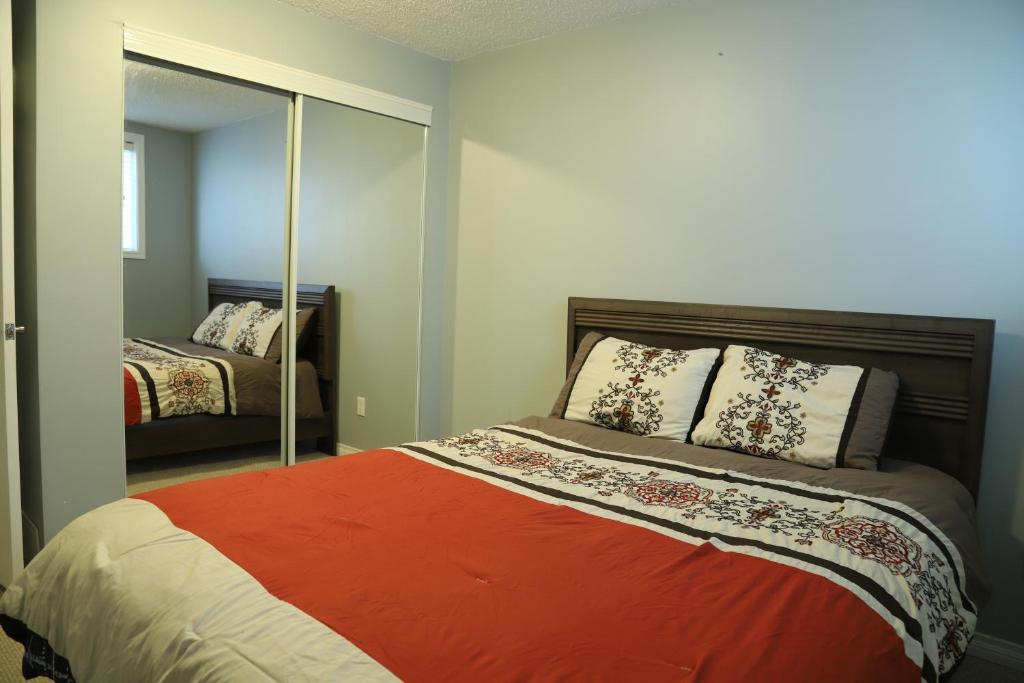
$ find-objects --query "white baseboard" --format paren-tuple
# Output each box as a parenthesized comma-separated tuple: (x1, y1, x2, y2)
(335, 442, 361, 456)
(969, 632, 1024, 671)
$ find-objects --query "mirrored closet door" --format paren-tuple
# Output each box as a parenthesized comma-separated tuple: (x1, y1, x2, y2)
(120, 43, 432, 486)
(292, 97, 426, 458)
(121, 57, 292, 489)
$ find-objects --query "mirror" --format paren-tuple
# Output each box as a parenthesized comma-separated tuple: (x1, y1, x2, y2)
(121, 57, 292, 492)
(294, 96, 426, 457)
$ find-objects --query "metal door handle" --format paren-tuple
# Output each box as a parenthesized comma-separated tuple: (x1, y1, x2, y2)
(4, 323, 24, 340)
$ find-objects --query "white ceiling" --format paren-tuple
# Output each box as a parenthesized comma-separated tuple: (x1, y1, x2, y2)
(124, 60, 286, 133)
(275, 0, 681, 61)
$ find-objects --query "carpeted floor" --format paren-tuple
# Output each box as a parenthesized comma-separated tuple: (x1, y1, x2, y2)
(0, 448, 1021, 682)
(0, 631, 46, 683)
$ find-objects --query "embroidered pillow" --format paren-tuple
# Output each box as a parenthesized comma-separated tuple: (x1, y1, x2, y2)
(229, 305, 283, 358)
(551, 333, 720, 442)
(191, 302, 259, 351)
(690, 345, 899, 470)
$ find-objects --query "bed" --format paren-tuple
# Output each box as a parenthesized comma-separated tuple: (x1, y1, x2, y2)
(1, 298, 994, 682)
(123, 278, 337, 459)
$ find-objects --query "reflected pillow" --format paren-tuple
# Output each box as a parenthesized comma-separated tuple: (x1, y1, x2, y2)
(230, 305, 282, 358)
(191, 301, 259, 351)
(551, 332, 720, 442)
(690, 345, 899, 470)
(264, 308, 317, 363)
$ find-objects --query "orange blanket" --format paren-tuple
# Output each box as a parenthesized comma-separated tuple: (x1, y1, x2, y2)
(139, 448, 922, 682)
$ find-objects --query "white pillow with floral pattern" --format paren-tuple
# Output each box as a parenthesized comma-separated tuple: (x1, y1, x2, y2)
(191, 301, 260, 351)
(229, 305, 283, 358)
(560, 335, 720, 442)
(691, 345, 868, 468)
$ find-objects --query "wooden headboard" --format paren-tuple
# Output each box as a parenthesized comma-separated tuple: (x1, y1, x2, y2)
(208, 278, 337, 420)
(567, 298, 995, 500)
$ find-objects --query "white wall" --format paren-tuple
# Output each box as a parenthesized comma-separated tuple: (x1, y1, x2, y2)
(122, 121, 193, 338)
(447, 0, 1024, 644)
(13, 0, 451, 546)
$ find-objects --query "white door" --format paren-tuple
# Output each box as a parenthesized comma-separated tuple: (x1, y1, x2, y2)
(0, 0, 24, 586)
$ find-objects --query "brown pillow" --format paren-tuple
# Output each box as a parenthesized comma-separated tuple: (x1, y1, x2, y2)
(549, 331, 605, 419)
(263, 308, 317, 363)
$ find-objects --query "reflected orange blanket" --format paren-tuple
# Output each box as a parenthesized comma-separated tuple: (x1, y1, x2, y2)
(123, 367, 141, 426)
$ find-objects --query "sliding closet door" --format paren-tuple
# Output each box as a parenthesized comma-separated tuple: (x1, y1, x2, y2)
(122, 57, 294, 481)
(293, 96, 426, 457)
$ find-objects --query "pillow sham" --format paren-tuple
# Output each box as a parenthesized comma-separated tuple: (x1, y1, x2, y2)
(263, 307, 317, 363)
(191, 301, 259, 351)
(690, 345, 899, 470)
(551, 332, 720, 442)
(229, 305, 282, 358)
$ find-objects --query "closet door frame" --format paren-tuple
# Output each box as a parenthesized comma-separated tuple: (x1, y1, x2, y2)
(122, 26, 432, 466)
(123, 27, 432, 127)
(281, 95, 301, 465)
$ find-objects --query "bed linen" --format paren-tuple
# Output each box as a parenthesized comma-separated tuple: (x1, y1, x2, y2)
(123, 337, 324, 426)
(0, 417, 983, 682)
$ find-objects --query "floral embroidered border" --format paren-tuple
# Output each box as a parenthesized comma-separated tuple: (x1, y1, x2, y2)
(123, 338, 236, 422)
(400, 425, 975, 681)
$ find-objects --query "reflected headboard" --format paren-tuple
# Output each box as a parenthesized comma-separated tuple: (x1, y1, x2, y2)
(208, 278, 337, 423)
(566, 297, 994, 500)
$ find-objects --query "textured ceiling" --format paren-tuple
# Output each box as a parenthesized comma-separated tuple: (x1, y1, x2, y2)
(124, 60, 287, 133)
(275, 0, 681, 61)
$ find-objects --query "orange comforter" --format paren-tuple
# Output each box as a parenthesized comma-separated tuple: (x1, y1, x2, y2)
(139, 447, 927, 682)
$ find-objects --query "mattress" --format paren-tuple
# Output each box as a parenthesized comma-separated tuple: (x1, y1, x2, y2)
(0, 417, 984, 682)
(123, 336, 324, 425)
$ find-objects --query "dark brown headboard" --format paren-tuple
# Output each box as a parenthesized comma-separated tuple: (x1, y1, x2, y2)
(567, 297, 994, 500)
(208, 278, 337, 423)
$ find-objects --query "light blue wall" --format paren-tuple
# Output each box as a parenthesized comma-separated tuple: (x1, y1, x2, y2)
(296, 98, 424, 450)
(122, 121, 193, 338)
(191, 109, 289, 326)
(448, 0, 1024, 643)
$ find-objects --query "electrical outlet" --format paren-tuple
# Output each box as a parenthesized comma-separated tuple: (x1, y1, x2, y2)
(356, 396, 366, 417)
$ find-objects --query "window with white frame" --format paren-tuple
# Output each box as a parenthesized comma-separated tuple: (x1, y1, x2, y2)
(122, 132, 145, 258)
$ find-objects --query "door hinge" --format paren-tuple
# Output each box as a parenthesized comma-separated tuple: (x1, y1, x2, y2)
(4, 323, 24, 340)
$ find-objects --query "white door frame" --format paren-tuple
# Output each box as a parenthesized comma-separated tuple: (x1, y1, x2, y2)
(121, 26, 431, 467)
(0, 0, 24, 584)
(280, 94, 301, 465)
(122, 27, 432, 127)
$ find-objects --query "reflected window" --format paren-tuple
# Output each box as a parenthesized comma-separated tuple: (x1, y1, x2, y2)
(122, 131, 145, 258)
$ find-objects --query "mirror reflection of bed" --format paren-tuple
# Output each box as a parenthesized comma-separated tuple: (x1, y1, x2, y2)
(123, 279, 337, 494)
(121, 57, 299, 489)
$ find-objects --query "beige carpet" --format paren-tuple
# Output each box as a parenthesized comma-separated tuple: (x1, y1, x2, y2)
(0, 450, 1021, 682)
(0, 634, 47, 683)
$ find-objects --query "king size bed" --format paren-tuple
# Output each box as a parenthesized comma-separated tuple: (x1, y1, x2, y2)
(1, 298, 994, 682)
